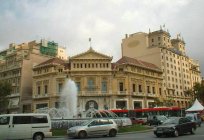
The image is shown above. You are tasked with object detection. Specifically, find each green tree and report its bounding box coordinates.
[0,81,12,113]
[193,82,204,103]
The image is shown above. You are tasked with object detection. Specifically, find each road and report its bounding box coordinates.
[45,124,204,140]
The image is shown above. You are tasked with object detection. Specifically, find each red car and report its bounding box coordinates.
[130,117,147,125]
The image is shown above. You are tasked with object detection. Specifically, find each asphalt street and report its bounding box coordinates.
[44,123,204,140]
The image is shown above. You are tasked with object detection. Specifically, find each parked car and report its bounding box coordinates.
[148,115,168,126]
[0,113,52,140]
[67,118,118,138]
[154,117,196,137]
[185,113,202,127]
[130,117,147,125]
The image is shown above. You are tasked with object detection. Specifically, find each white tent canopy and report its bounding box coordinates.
[186,99,204,112]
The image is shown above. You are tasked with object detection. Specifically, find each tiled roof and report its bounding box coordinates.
[116,56,161,72]
[34,57,66,68]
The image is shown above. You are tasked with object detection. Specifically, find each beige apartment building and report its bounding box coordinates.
[121,28,202,108]
[32,48,163,113]
[0,39,67,113]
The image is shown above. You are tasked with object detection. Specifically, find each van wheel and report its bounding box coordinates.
[33,133,44,140]
[109,129,117,137]
[78,131,87,138]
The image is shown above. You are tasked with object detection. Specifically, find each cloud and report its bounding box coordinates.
[0,0,203,75]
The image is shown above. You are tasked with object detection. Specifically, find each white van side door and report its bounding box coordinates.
[0,115,10,140]
[8,116,32,139]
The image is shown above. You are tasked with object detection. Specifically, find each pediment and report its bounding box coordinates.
[70,48,112,60]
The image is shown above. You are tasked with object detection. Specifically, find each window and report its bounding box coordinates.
[133,84,136,92]
[119,82,124,91]
[44,85,48,94]
[88,79,95,91]
[37,86,40,95]
[76,82,81,92]
[159,88,162,95]
[36,103,48,109]
[13,116,31,124]
[58,83,63,93]
[139,85,142,92]
[152,38,154,42]
[152,87,155,94]
[0,116,10,125]
[55,102,59,108]
[32,115,48,123]
[101,81,107,92]
[147,86,150,93]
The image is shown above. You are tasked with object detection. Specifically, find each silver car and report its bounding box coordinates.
[67,118,118,138]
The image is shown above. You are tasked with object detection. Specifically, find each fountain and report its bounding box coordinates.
[36,78,132,129]
[59,79,78,118]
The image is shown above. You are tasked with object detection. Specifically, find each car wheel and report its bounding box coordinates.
[33,133,44,140]
[78,131,87,139]
[156,134,162,137]
[109,129,117,137]
[174,130,179,137]
[190,127,196,134]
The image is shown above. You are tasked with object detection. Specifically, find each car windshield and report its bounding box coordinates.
[157,116,167,121]
[163,118,179,124]
[186,116,193,120]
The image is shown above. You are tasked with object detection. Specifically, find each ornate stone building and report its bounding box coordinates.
[32,48,163,112]
[121,28,202,108]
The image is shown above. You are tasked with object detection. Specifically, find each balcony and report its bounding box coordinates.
[8,105,19,109]
[117,91,127,95]
[33,94,49,99]
[8,93,20,98]
[132,92,144,96]
[78,91,110,97]
[147,93,156,97]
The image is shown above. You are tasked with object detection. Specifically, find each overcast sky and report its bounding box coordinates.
[0,0,203,76]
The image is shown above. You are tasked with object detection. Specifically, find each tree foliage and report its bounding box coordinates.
[193,82,204,103]
[0,81,12,111]
[184,82,204,104]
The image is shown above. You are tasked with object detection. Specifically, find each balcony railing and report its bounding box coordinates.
[33,94,49,99]
[8,93,20,98]
[132,92,144,96]
[78,91,110,96]
[147,93,156,97]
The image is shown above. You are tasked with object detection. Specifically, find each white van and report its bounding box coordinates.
[0,113,52,140]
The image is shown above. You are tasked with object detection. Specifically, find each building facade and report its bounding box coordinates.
[121,28,202,108]
[32,48,163,113]
[0,40,67,113]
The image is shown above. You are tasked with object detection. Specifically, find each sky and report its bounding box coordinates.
[0,0,203,76]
